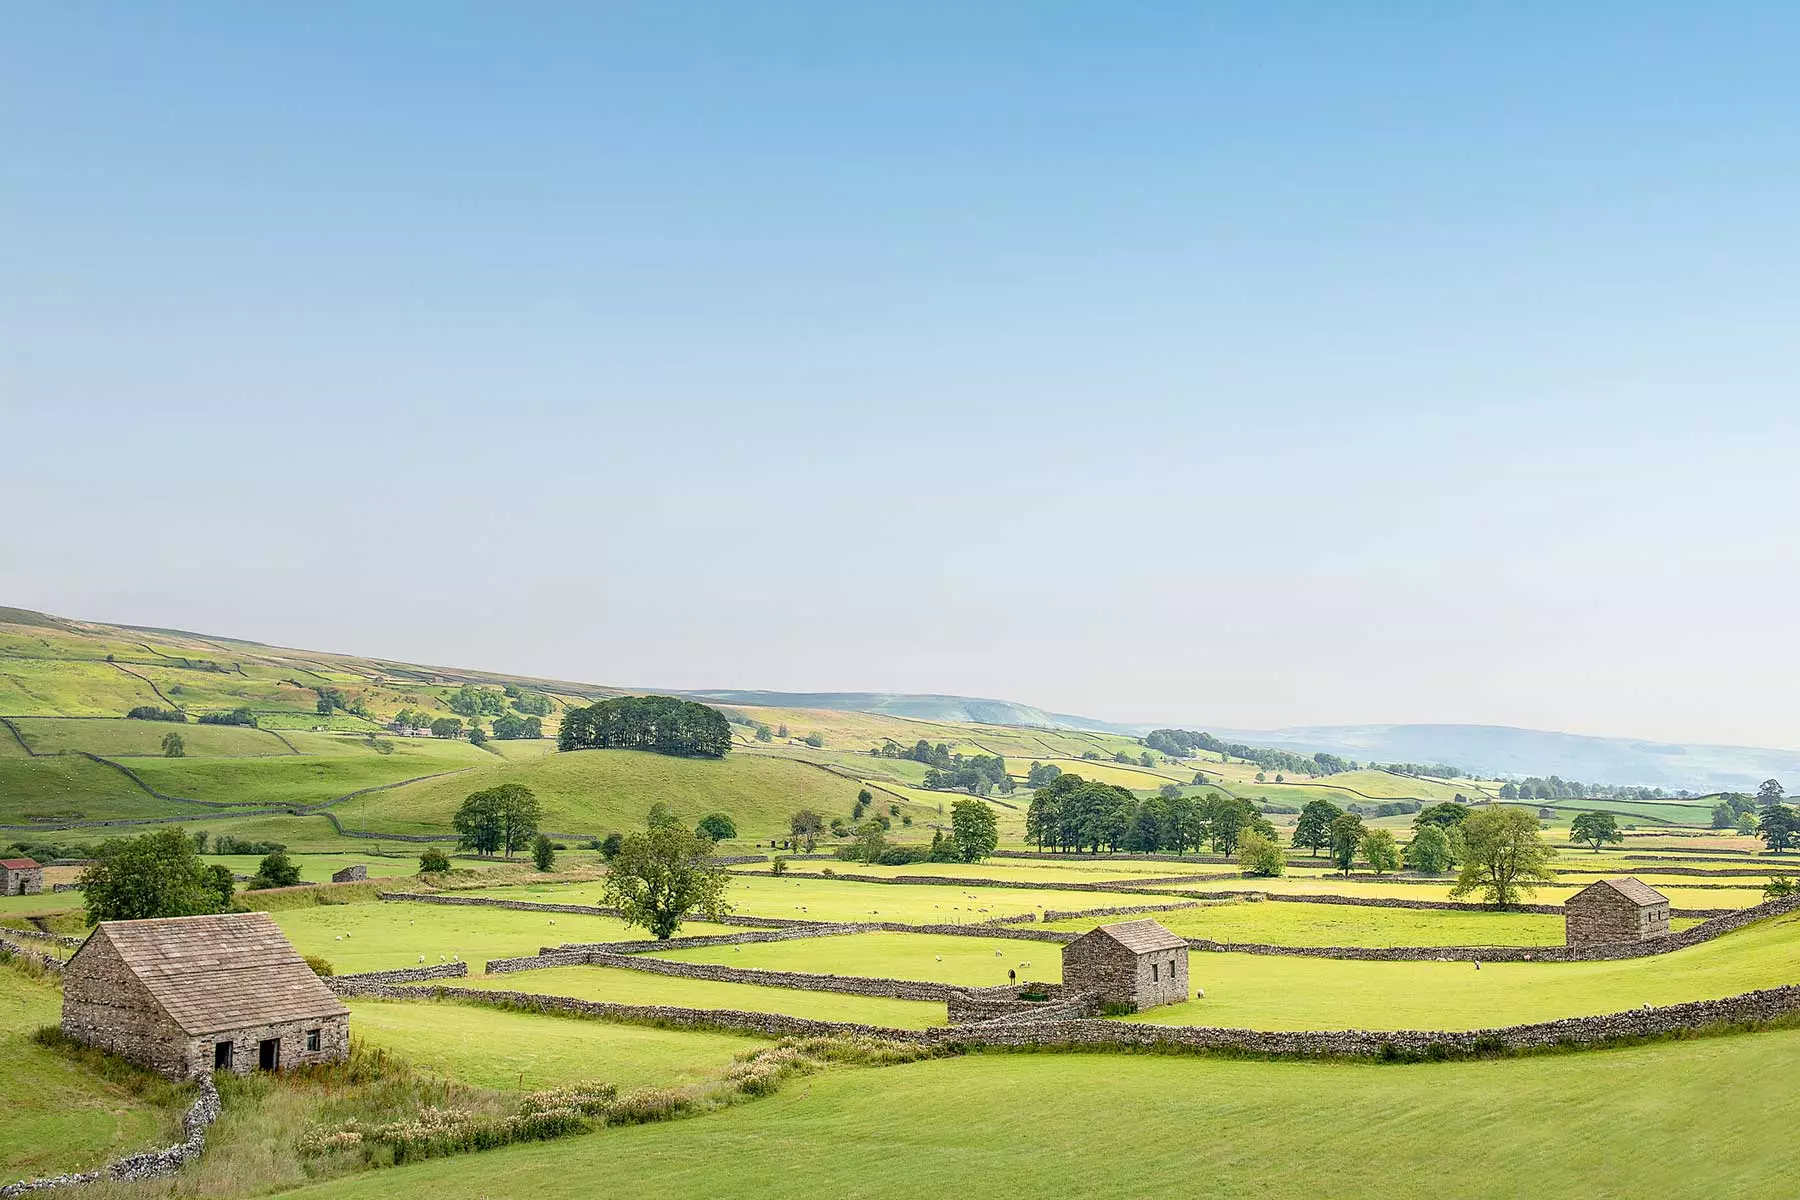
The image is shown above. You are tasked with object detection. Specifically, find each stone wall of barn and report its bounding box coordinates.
[61,937,192,1078]
[181,1014,349,1078]
[1565,893,1669,947]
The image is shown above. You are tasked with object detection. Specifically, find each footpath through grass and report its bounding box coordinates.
[270,1027,1800,1200]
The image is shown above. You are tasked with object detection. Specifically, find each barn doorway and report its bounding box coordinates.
[258,1038,280,1071]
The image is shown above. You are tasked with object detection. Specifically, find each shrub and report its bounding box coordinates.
[197,707,258,727]
[771,855,789,875]
[126,706,185,722]
[418,847,451,874]
[304,955,335,977]
[250,851,302,890]
[599,833,623,861]
[696,812,737,842]
[532,833,556,872]
[875,845,929,865]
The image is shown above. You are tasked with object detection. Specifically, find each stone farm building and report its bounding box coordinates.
[1,857,43,895]
[61,911,349,1079]
[330,865,368,883]
[1061,918,1189,1010]
[1564,877,1671,947]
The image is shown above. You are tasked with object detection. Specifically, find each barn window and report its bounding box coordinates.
[214,1041,233,1069]
[306,1028,321,1052]
[1152,962,1159,981]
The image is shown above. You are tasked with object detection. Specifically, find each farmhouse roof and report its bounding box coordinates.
[0,857,40,870]
[78,911,347,1035]
[1088,918,1188,954]
[1570,877,1668,908]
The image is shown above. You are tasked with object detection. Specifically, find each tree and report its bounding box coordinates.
[1711,802,1735,830]
[1758,779,1787,809]
[1569,810,1623,852]
[1498,782,1518,801]
[601,824,734,939]
[453,784,541,856]
[1237,831,1286,877]
[191,830,208,853]
[696,812,737,842]
[201,864,235,910]
[161,731,185,758]
[468,723,488,746]
[1328,813,1365,874]
[1763,875,1796,901]
[532,833,556,871]
[599,832,623,860]
[850,820,889,864]
[1405,825,1453,874]
[557,695,733,758]
[1291,799,1343,856]
[1361,829,1400,875]
[250,851,301,889]
[1451,806,1557,907]
[950,797,999,862]
[418,847,451,873]
[1414,802,1469,831]
[81,829,230,924]
[788,809,823,852]
[754,724,773,743]
[429,716,464,739]
[1758,805,1800,854]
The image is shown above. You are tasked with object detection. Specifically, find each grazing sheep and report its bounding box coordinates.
[418,954,425,963]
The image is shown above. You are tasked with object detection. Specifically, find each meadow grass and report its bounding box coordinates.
[436,965,946,1028]
[0,657,165,716]
[123,747,482,807]
[266,1026,1800,1200]
[345,997,768,1091]
[0,755,180,822]
[7,718,296,758]
[1045,901,1584,947]
[0,964,186,1179]
[265,901,738,975]
[652,930,1056,989]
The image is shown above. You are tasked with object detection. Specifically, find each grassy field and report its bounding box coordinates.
[1045,901,1688,947]
[8,717,299,758]
[267,1027,1800,1200]
[436,965,947,1028]
[0,965,187,1179]
[346,996,767,1091]
[267,900,739,974]
[653,930,1055,989]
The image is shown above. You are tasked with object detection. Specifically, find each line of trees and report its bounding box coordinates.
[452,784,542,856]
[1024,774,1276,855]
[558,696,733,758]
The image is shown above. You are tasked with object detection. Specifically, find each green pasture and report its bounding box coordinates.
[275,1028,1800,1200]
[771,858,1234,884]
[268,900,737,975]
[0,754,183,822]
[1048,902,1589,947]
[346,997,766,1091]
[0,657,164,716]
[122,750,481,807]
[436,965,944,1028]
[362,748,931,839]
[1128,908,1800,1031]
[0,965,186,1179]
[7,717,297,758]
[653,930,1051,989]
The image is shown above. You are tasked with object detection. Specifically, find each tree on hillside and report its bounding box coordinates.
[1026,762,1063,788]
[1361,828,1400,875]
[850,819,889,864]
[1414,802,1469,831]
[1570,811,1623,852]
[532,833,556,872]
[950,797,999,863]
[161,731,185,758]
[250,851,301,889]
[789,809,823,852]
[602,824,734,940]
[1328,813,1366,874]
[1758,780,1787,809]
[1451,806,1557,908]
[1758,806,1800,854]
[429,716,464,739]
[696,812,737,842]
[1404,825,1453,874]
[453,784,542,856]
[81,829,232,924]
[1498,782,1519,800]
[1292,799,1343,856]
[1237,831,1285,877]
[558,695,733,758]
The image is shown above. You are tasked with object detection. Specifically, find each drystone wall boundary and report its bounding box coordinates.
[324,962,469,991]
[0,932,63,972]
[0,1073,220,1198]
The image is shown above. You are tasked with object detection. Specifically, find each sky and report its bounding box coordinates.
[4,4,1798,747]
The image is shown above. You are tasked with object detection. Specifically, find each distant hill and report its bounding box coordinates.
[674,690,1145,735]
[1202,723,1800,794]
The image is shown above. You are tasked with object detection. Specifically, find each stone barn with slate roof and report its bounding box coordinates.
[1061,918,1189,1010]
[1,857,43,895]
[330,864,368,883]
[61,911,349,1079]
[1564,877,1671,947]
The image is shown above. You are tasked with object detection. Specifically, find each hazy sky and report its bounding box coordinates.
[5,4,1798,747]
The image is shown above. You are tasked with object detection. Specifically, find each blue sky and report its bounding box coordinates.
[4,4,1797,745]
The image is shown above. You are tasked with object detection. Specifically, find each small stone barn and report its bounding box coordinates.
[1061,918,1189,1010]
[1,857,43,896]
[1564,877,1671,947]
[61,911,349,1079]
[330,864,368,883]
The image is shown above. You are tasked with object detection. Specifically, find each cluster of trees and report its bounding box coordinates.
[1025,762,1064,788]
[490,713,543,740]
[877,740,954,766]
[213,835,287,855]
[503,685,554,716]
[314,688,370,718]
[80,829,236,923]
[922,753,1013,796]
[1025,774,1275,855]
[452,784,543,856]
[558,696,733,758]
[1498,776,1688,803]
[245,850,301,890]
[1371,762,1464,779]
[1712,792,1761,832]
[1346,799,1424,818]
[1139,729,1361,778]
[449,684,510,717]
[125,705,185,722]
[198,707,258,727]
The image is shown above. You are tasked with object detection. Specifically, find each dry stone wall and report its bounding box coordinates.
[323,962,469,991]
[0,1073,221,1199]
[1040,900,1201,923]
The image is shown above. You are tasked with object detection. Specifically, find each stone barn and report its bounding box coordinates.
[61,911,349,1079]
[1,857,43,896]
[1061,918,1189,1010]
[330,865,368,883]
[1564,877,1671,947]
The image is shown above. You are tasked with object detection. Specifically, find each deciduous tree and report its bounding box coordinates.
[950,797,999,862]
[602,824,733,939]
[80,829,228,924]
[1451,806,1557,907]
[1570,810,1623,852]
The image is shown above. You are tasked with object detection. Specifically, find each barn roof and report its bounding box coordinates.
[1085,918,1188,954]
[0,858,40,870]
[78,911,347,1035]
[1569,877,1668,908]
